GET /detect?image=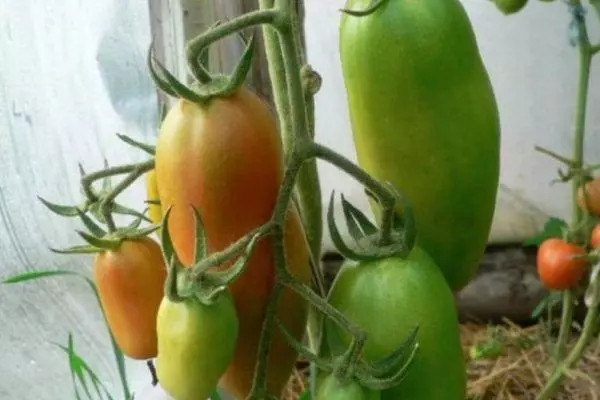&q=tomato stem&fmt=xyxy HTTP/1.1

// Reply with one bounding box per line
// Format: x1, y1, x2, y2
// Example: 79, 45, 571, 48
538, 0, 598, 397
